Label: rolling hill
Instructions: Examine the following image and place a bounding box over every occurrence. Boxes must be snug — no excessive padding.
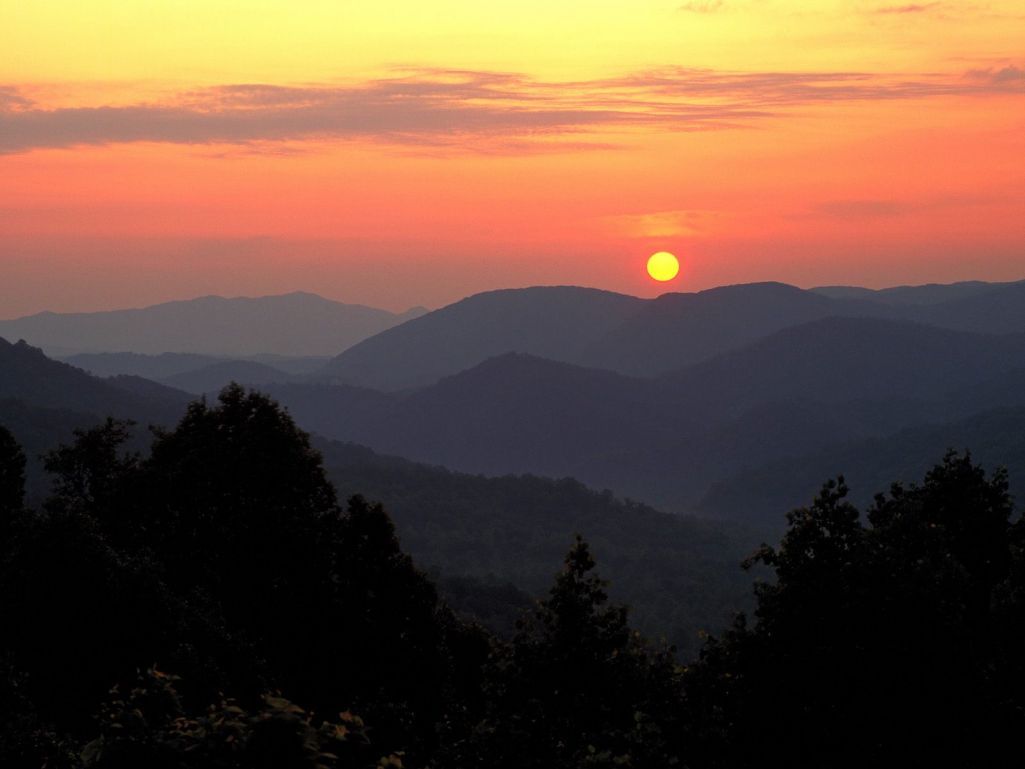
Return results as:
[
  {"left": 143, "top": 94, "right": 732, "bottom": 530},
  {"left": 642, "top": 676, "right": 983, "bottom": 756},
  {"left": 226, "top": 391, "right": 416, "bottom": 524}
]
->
[
  {"left": 574, "top": 281, "right": 885, "bottom": 376},
  {"left": 0, "top": 292, "right": 426, "bottom": 356},
  {"left": 317, "top": 285, "right": 645, "bottom": 390},
  {"left": 274, "top": 317, "right": 1025, "bottom": 512},
  {"left": 158, "top": 360, "right": 296, "bottom": 393},
  {"left": 318, "top": 279, "right": 1025, "bottom": 391},
  {"left": 698, "top": 406, "right": 1025, "bottom": 526}
]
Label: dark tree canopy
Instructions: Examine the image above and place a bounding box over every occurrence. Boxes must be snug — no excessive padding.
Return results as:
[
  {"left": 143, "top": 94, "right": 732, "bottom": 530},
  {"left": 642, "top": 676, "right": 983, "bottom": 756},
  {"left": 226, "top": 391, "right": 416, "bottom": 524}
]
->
[
  {"left": 683, "top": 451, "right": 1025, "bottom": 769},
  {"left": 450, "top": 536, "right": 684, "bottom": 769},
  {"left": 0, "top": 386, "right": 487, "bottom": 766},
  {"left": 0, "top": 423, "right": 26, "bottom": 524}
]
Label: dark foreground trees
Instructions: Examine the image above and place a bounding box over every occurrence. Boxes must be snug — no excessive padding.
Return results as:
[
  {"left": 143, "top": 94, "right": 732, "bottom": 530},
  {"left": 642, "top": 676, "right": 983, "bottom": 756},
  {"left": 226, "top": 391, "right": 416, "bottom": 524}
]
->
[
  {"left": 2, "top": 388, "right": 1025, "bottom": 768},
  {"left": 444, "top": 537, "right": 684, "bottom": 768},
  {"left": 0, "top": 388, "right": 485, "bottom": 767},
  {"left": 683, "top": 453, "right": 1025, "bottom": 768}
]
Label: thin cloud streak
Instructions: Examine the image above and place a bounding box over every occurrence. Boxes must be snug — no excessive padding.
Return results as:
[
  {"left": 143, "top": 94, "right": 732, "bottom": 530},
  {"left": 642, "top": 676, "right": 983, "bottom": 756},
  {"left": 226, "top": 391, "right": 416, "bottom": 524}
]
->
[
  {"left": 874, "top": 3, "right": 942, "bottom": 13},
  {"left": 0, "top": 66, "right": 1021, "bottom": 155}
]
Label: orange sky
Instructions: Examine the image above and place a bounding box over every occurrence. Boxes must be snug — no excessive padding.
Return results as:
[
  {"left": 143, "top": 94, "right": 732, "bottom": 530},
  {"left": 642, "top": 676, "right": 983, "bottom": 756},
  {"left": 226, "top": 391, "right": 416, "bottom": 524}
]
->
[{"left": 1, "top": 0, "right": 1023, "bottom": 315}]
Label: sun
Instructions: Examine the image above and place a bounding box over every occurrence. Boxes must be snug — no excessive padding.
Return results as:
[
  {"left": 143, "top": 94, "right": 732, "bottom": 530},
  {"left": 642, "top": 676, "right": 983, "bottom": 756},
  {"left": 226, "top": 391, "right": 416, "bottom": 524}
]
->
[{"left": 646, "top": 251, "right": 680, "bottom": 282}]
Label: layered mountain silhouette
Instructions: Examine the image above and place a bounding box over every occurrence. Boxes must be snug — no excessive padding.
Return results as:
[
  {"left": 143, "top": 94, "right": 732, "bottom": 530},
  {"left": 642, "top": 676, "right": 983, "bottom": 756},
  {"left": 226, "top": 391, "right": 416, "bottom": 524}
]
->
[
  {"left": 317, "top": 280, "right": 1025, "bottom": 391},
  {"left": 6, "top": 277, "right": 1025, "bottom": 528},
  {"left": 0, "top": 337, "right": 189, "bottom": 423},
  {"left": 158, "top": 360, "right": 298, "bottom": 393},
  {"left": 318, "top": 286, "right": 645, "bottom": 390},
  {"left": 63, "top": 351, "right": 330, "bottom": 379},
  {"left": 6, "top": 276, "right": 1025, "bottom": 642},
  {"left": 0, "top": 292, "right": 426, "bottom": 356},
  {"left": 699, "top": 406, "right": 1025, "bottom": 525},
  {"left": 811, "top": 277, "right": 1025, "bottom": 307},
  {"left": 63, "top": 351, "right": 229, "bottom": 379},
  {"left": 0, "top": 337, "right": 758, "bottom": 651},
  {"left": 266, "top": 315, "right": 1025, "bottom": 512},
  {"left": 572, "top": 281, "right": 885, "bottom": 376}
]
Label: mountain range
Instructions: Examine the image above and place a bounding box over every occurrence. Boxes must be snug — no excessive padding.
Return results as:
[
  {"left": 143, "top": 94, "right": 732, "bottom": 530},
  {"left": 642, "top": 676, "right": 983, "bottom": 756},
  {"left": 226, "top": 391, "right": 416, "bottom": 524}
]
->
[
  {"left": 262, "top": 316, "right": 1025, "bottom": 513},
  {"left": 5, "top": 275, "right": 1025, "bottom": 647},
  {"left": 0, "top": 337, "right": 757, "bottom": 653},
  {"left": 0, "top": 292, "right": 427, "bottom": 356},
  {"left": 319, "top": 278, "right": 1025, "bottom": 390}
]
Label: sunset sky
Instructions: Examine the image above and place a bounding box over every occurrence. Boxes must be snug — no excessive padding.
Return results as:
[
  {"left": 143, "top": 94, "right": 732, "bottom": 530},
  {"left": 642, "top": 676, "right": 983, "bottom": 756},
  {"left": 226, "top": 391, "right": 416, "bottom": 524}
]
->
[{"left": 2, "top": 0, "right": 1023, "bottom": 316}]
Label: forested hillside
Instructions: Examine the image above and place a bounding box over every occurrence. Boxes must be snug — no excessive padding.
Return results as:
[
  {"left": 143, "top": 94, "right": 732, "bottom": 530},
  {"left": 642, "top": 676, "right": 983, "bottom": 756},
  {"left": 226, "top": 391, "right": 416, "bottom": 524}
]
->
[
  {"left": 2, "top": 388, "right": 1023, "bottom": 767},
  {"left": 0, "top": 344, "right": 760, "bottom": 652}
]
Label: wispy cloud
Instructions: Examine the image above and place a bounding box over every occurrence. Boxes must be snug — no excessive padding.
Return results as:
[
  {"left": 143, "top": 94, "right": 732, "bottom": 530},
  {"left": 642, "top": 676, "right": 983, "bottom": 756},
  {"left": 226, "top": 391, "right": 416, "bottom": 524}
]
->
[
  {"left": 874, "top": 2, "right": 942, "bottom": 13},
  {"left": 0, "top": 65, "right": 1020, "bottom": 155},
  {"left": 965, "top": 65, "right": 1025, "bottom": 87},
  {"left": 0, "top": 86, "right": 33, "bottom": 111},
  {"left": 603, "top": 209, "right": 725, "bottom": 238}
]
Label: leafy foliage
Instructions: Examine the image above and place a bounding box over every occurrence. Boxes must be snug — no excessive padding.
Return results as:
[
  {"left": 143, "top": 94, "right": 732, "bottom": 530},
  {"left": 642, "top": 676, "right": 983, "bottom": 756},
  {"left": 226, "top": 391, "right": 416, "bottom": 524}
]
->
[{"left": 81, "top": 668, "right": 400, "bottom": 769}]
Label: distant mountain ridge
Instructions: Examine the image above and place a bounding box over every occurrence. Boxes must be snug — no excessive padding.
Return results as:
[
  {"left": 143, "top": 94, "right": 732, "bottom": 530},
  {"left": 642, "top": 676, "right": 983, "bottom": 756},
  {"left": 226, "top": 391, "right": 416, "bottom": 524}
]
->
[
  {"left": 317, "top": 279, "right": 1025, "bottom": 390},
  {"left": 698, "top": 406, "right": 1025, "bottom": 525},
  {"left": 267, "top": 315, "right": 1025, "bottom": 513},
  {"left": 7, "top": 275, "right": 1025, "bottom": 535},
  {"left": 811, "top": 278, "right": 1025, "bottom": 306},
  {"left": 318, "top": 286, "right": 645, "bottom": 390},
  {"left": 0, "top": 292, "right": 427, "bottom": 356}
]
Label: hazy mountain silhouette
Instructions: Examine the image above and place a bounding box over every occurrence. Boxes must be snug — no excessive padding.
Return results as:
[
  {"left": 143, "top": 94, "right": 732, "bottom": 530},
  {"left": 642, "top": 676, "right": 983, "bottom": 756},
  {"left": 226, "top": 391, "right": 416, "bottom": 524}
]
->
[
  {"left": 0, "top": 292, "right": 426, "bottom": 356},
  {"left": 62, "top": 351, "right": 223, "bottom": 379},
  {"left": 698, "top": 406, "right": 1025, "bottom": 525},
  {"left": 659, "top": 316, "right": 1025, "bottom": 419},
  {"left": 8, "top": 280, "right": 1025, "bottom": 523},
  {"left": 318, "top": 279, "right": 1025, "bottom": 390},
  {"left": 318, "top": 353, "right": 688, "bottom": 477},
  {"left": 318, "top": 286, "right": 645, "bottom": 390},
  {"left": 812, "top": 278, "right": 1025, "bottom": 306},
  {"left": 283, "top": 317, "right": 1025, "bottom": 511},
  {"left": 575, "top": 281, "right": 885, "bottom": 375},
  {"left": 255, "top": 382, "right": 398, "bottom": 439},
  {"left": 906, "top": 280, "right": 1025, "bottom": 334},
  {"left": 63, "top": 350, "right": 331, "bottom": 379},
  {"left": 158, "top": 360, "right": 296, "bottom": 393}
]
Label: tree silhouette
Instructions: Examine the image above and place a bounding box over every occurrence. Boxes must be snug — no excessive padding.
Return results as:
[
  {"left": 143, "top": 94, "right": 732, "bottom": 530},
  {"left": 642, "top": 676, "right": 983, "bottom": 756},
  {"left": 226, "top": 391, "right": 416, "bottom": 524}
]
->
[
  {"left": 457, "top": 536, "right": 682, "bottom": 768},
  {"left": 0, "top": 386, "right": 488, "bottom": 764},
  {"left": 684, "top": 452, "right": 1025, "bottom": 768}
]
